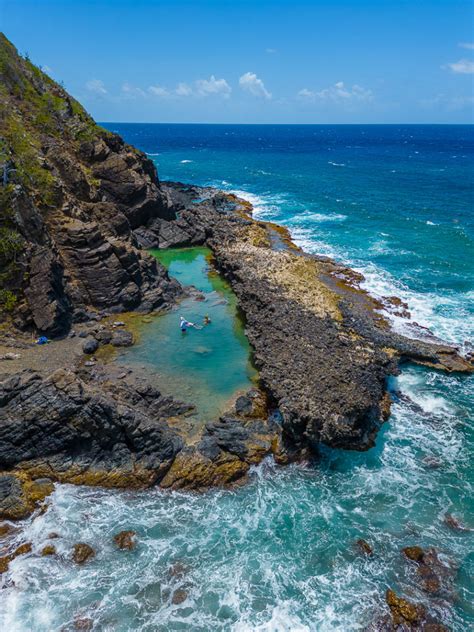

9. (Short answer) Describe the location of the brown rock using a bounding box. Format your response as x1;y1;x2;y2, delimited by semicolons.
113;530;136;550
0;523;14;538
402;545;425;562
41;544;56;556
171;588;188;605
74;618;93;631
386;589;425;626
0;541;32;573
356;538;373;556
72;543;95;564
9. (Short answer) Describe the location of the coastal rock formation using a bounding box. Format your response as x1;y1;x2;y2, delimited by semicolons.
0;33;471;505
0;34;180;335
136;183;472;452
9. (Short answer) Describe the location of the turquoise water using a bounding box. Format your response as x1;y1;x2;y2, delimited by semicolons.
117;247;257;421
1;125;473;631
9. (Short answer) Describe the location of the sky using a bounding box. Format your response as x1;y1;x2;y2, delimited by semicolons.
1;0;473;123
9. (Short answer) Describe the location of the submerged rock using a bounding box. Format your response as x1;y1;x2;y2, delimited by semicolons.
72;543;95;564
171;588;188;605
114;530;136;550
356;538;374;556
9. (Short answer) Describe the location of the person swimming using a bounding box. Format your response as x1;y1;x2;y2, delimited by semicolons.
180;316;192;332
204;314;211;325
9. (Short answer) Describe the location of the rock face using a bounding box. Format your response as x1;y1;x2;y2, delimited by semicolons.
0;34;180;334
0;367;185;488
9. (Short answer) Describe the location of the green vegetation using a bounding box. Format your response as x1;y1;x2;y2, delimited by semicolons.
0;288;17;312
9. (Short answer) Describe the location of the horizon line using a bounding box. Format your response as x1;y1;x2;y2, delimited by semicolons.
99;121;474;126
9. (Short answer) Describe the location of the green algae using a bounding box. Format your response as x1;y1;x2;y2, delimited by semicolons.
117;247;257;421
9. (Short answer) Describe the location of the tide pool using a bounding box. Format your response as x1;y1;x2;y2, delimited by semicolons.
117;247;257;422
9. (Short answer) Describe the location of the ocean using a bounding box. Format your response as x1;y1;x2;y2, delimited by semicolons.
2;124;473;631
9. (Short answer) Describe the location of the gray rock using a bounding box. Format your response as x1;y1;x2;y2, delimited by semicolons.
82;337;99;354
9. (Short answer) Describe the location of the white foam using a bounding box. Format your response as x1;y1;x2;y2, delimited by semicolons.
180;159;193;163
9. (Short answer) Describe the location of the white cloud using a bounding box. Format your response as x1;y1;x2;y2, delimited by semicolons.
175;82;193;97
121;82;146;98
195;75;231;98
148;85;170;97
459;42;474;50
239;72;271;99
298;81;373;103
86;79;107;95
316;81;373;102
443;59;474;74
297;88;315;99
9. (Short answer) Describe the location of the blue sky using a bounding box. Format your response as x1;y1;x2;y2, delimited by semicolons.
2;0;473;123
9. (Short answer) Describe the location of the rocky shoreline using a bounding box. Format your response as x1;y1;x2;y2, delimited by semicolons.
1;181;472;521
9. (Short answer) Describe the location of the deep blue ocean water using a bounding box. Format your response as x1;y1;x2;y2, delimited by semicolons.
1;125;473;631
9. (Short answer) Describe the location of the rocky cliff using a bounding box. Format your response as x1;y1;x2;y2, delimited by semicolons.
0;33;179;335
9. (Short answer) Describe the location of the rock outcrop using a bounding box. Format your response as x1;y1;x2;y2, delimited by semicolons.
0;34;180;334
133;183;472;453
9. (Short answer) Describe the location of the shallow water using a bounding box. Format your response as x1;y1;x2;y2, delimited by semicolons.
117;247;256;421
1;125;472;631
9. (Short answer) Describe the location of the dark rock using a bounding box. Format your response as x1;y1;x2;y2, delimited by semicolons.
402;546;425;562
72;543;95;564
74;618;93;631
114;530;136;550
0;368;184;493
82;337;99;354
111;330;134;347
444;513;470;531
356;538;373;556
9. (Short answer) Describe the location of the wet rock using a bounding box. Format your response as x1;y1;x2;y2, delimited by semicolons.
0;522;14;538
171;588;188;605
402;546;454;595
167;561;189;579
0;472;54;520
94;329;112;345
443;513;470;531
111;329;134;347
0;541;32;573
114;530;136;550
74;618;93;631
82;337;99;354
72;543;95;564
41;544;56;556
385;589;425;626
402;546;425;563
48;532;60;539
356;538;373;556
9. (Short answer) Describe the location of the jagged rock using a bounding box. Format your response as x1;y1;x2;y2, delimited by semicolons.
114;530;136;550
0;368;184;496
0;541;32;573
72;543;95;564
0;472;54;520
386;589;426;626
82;337;99;354
443;513;470;531
402;546;455;595
0;34;181;335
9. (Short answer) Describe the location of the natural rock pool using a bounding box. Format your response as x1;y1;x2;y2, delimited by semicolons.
116;247;257;422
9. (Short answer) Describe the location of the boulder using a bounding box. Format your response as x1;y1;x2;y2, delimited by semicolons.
114;530;136;550
82;337;99;354
72;543;95;564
